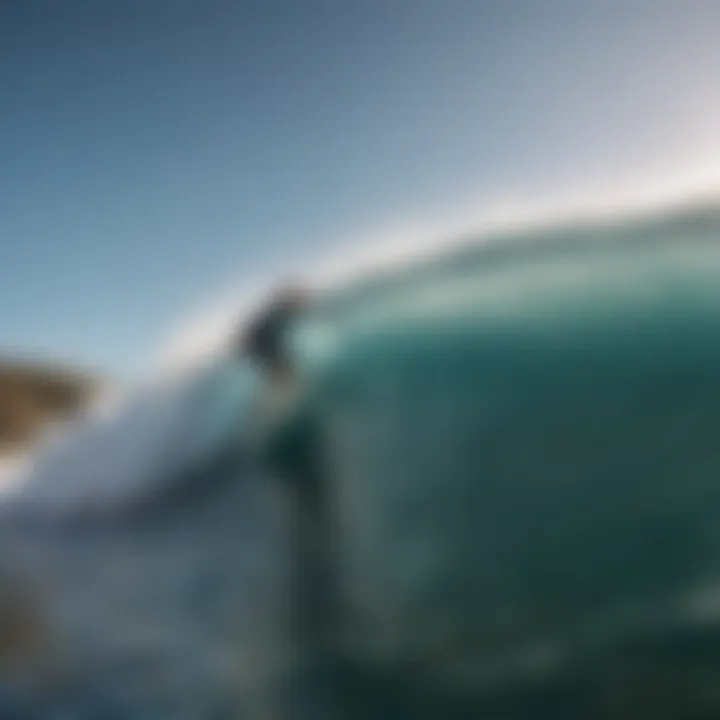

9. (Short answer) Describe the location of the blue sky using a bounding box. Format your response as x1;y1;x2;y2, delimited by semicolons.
2;0;720;376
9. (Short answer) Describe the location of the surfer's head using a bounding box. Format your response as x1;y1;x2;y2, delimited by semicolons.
272;282;312;314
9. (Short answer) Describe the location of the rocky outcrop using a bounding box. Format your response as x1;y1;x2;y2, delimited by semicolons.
0;359;100;456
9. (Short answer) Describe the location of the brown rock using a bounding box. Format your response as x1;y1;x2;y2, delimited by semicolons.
0;358;101;456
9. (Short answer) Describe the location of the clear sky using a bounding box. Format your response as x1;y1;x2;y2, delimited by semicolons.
3;0;720;376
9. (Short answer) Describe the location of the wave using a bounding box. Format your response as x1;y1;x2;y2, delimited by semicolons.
313;197;720;316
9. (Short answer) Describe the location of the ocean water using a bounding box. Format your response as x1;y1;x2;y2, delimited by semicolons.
3;200;720;716
285;202;720;716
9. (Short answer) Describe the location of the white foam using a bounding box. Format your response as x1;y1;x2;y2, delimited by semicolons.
2;357;258;514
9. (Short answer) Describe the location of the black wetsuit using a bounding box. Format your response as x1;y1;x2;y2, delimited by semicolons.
241;299;299;374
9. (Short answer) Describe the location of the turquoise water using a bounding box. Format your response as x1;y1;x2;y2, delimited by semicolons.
275;204;720;712
307;204;720;337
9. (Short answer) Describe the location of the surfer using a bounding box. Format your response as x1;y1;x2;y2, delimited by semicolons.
237;285;336;662
237;283;311;386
